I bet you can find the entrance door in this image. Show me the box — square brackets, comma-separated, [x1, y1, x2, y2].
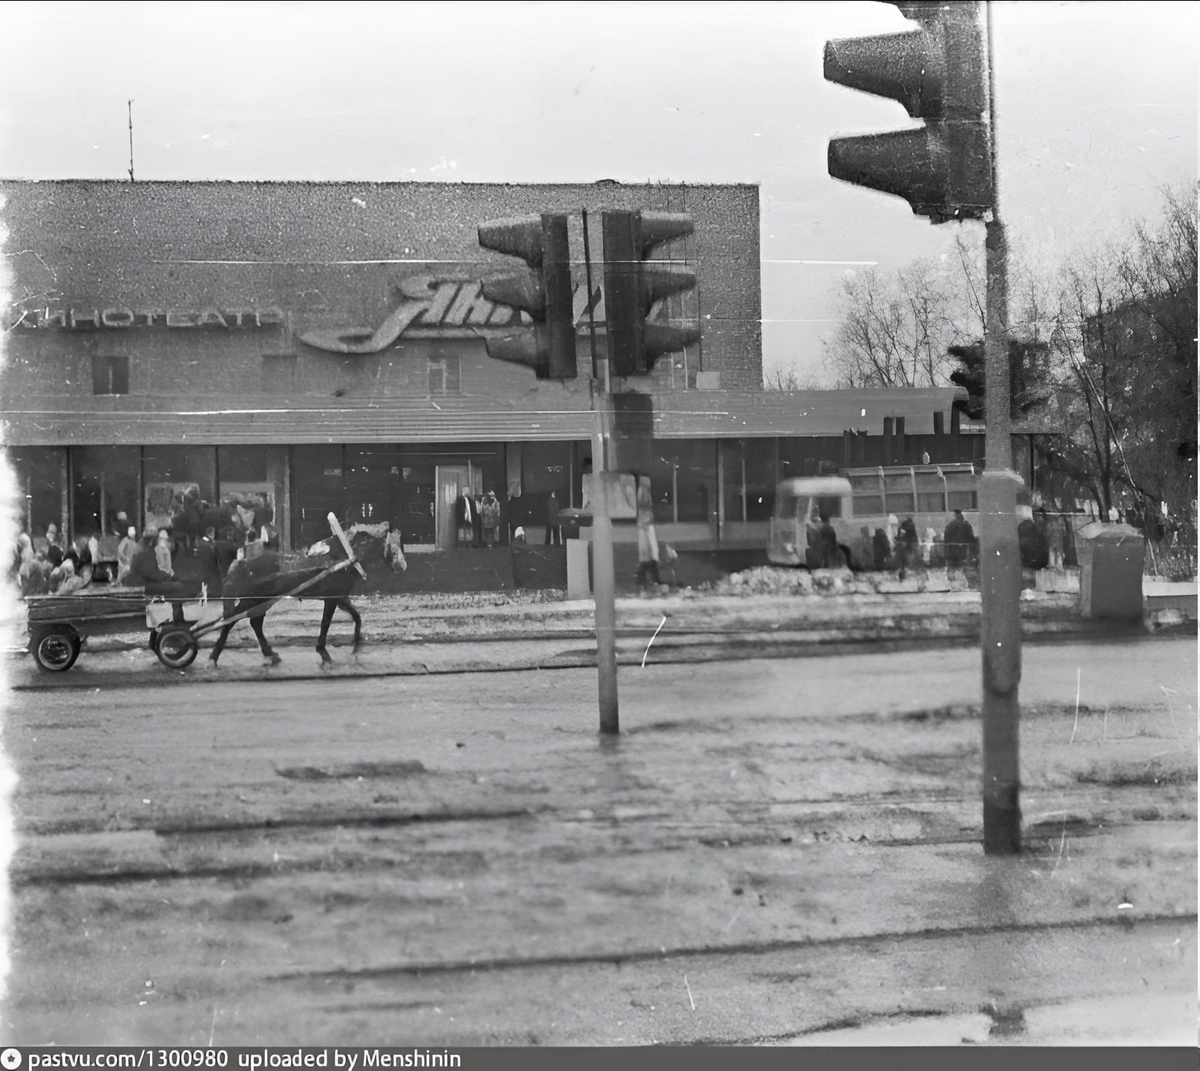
[435, 464, 471, 549]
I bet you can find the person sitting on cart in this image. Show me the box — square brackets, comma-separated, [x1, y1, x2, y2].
[125, 530, 200, 621]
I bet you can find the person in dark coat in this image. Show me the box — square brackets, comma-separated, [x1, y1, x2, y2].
[897, 518, 920, 571]
[872, 528, 893, 571]
[455, 492, 474, 548]
[813, 513, 841, 569]
[943, 509, 974, 567]
[472, 495, 485, 548]
[1018, 517, 1050, 570]
[193, 528, 225, 594]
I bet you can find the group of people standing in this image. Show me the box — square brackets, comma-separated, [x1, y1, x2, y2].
[11, 515, 256, 600]
[860, 510, 977, 576]
[455, 489, 502, 548]
[12, 522, 99, 596]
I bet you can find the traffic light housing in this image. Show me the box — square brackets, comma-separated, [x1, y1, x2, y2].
[477, 213, 576, 379]
[824, 0, 992, 224]
[602, 210, 701, 377]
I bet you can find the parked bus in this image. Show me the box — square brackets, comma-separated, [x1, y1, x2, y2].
[767, 463, 1029, 570]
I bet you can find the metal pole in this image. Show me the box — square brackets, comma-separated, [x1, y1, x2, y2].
[582, 209, 619, 734]
[127, 100, 135, 183]
[979, 0, 1022, 854]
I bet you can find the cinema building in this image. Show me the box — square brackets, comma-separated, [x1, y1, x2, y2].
[1, 180, 978, 572]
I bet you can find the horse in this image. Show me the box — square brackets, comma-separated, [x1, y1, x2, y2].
[205, 522, 407, 671]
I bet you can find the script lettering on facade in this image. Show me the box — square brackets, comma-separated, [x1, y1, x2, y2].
[443, 283, 497, 327]
[397, 274, 459, 326]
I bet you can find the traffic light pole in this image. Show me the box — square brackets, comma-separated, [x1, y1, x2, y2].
[582, 209, 619, 734]
[979, 0, 1022, 853]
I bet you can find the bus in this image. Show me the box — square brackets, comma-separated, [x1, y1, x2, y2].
[767, 462, 1029, 570]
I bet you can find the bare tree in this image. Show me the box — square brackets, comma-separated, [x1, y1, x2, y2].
[763, 360, 834, 391]
[1044, 182, 1198, 524]
[823, 248, 984, 388]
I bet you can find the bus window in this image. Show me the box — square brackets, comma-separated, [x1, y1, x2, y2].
[853, 492, 884, 514]
[815, 495, 843, 519]
[915, 471, 946, 512]
[883, 471, 915, 513]
[775, 490, 799, 520]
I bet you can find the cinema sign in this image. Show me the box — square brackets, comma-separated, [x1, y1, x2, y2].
[11, 306, 286, 329]
[298, 274, 565, 355]
[8, 273, 624, 355]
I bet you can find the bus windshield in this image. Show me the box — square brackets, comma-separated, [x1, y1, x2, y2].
[775, 492, 811, 522]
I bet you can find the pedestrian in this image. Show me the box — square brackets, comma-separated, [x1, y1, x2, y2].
[481, 489, 501, 547]
[43, 523, 64, 568]
[239, 527, 263, 561]
[921, 527, 937, 564]
[817, 512, 841, 569]
[544, 491, 561, 546]
[635, 477, 661, 589]
[473, 494, 486, 548]
[194, 527, 224, 594]
[19, 536, 51, 597]
[1018, 517, 1049, 570]
[155, 528, 176, 576]
[455, 490, 474, 548]
[897, 517, 920, 574]
[872, 528, 892, 571]
[943, 509, 974, 568]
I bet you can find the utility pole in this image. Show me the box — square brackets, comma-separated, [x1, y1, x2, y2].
[978, 0, 1023, 853]
[825, 0, 1022, 853]
[582, 208, 620, 734]
[127, 99, 135, 183]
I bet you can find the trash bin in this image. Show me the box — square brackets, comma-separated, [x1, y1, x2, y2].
[1076, 521, 1145, 620]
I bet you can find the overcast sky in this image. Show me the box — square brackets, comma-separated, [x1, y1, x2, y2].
[0, 1, 1195, 381]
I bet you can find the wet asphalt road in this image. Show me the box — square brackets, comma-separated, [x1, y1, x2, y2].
[3, 638, 1196, 1045]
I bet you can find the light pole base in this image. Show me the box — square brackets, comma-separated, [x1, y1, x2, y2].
[979, 467, 1023, 854]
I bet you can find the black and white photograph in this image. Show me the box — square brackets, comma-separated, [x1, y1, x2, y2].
[0, 0, 1196, 1054]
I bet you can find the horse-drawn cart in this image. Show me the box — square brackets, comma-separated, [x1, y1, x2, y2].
[24, 514, 366, 674]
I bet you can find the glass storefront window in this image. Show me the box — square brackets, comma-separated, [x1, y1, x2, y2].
[70, 446, 140, 543]
[142, 446, 217, 536]
[721, 440, 776, 523]
[642, 441, 714, 524]
[219, 445, 280, 544]
[7, 447, 66, 542]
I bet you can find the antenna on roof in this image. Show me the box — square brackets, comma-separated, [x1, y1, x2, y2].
[127, 99, 135, 183]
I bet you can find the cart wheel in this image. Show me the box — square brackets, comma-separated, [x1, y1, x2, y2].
[156, 626, 199, 670]
[32, 626, 81, 673]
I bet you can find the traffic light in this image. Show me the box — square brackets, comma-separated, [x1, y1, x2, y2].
[477, 213, 576, 379]
[824, 1, 991, 224]
[602, 210, 701, 377]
